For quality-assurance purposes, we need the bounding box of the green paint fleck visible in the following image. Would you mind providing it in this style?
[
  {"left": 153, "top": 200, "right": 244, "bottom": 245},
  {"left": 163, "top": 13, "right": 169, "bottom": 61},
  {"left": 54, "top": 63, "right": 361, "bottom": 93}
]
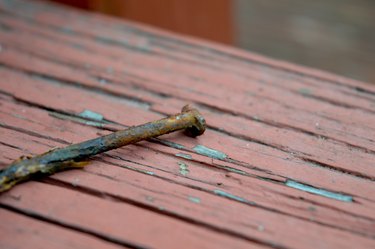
[
  {"left": 214, "top": 189, "right": 255, "bottom": 205},
  {"left": 137, "top": 40, "right": 151, "bottom": 52},
  {"left": 78, "top": 110, "right": 104, "bottom": 121},
  {"left": 161, "top": 140, "right": 185, "bottom": 150},
  {"left": 188, "top": 196, "right": 201, "bottom": 204},
  {"left": 308, "top": 206, "right": 317, "bottom": 212},
  {"left": 175, "top": 153, "right": 192, "bottom": 160},
  {"left": 252, "top": 115, "right": 261, "bottom": 121},
  {"left": 145, "top": 196, "right": 154, "bottom": 203},
  {"left": 72, "top": 43, "right": 85, "bottom": 50},
  {"left": 85, "top": 121, "right": 104, "bottom": 127},
  {"left": 106, "top": 67, "right": 113, "bottom": 74},
  {"left": 120, "top": 164, "right": 155, "bottom": 176},
  {"left": 193, "top": 145, "right": 227, "bottom": 160},
  {"left": 299, "top": 88, "right": 312, "bottom": 96},
  {"left": 222, "top": 166, "right": 248, "bottom": 175},
  {"left": 146, "top": 171, "right": 155, "bottom": 176},
  {"left": 178, "top": 162, "right": 189, "bottom": 176},
  {"left": 96, "top": 36, "right": 128, "bottom": 46},
  {"left": 49, "top": 112, "right": 103, "bottom": 127},
  {"left": 60, "top": 26, "right": 73, "bottom": 34},
  {"left": 285, "top": 180, "right": 353, "bottom": 202},
  {"left": 12, "top": 113, "right": 26, "bottom": 120}
]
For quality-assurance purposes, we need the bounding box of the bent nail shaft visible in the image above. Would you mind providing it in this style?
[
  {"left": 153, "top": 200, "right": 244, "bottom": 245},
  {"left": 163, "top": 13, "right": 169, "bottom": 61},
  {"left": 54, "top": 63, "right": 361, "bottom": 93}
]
[{"left": 0, "top": 105, "right": 206, "bottom": 192}]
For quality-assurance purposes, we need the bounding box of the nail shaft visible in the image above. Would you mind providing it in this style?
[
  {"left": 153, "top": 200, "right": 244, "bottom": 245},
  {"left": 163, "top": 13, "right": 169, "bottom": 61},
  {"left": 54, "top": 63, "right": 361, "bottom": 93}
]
[{"left": 0, "top": 105, "right": 206, "bottom": 192}]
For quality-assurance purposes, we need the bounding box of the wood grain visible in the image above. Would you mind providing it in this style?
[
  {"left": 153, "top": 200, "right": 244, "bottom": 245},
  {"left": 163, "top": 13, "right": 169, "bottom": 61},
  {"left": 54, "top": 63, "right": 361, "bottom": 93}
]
[{"left": 0, "top": 0, "right": 374, "bottom": 248}]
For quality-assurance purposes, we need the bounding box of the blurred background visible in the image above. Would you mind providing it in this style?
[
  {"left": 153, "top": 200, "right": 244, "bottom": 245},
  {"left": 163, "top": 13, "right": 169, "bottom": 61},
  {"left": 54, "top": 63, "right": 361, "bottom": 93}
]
[{"left": 48, "top": 0, "right": 375, "bottom": 84}]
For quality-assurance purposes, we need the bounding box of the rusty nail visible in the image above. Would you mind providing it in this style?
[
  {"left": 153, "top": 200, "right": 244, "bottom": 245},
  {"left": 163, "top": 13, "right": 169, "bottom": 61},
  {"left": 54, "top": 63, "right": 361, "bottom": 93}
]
[{"left": 0, "top": 105, "right": 206, "bottom": 192}]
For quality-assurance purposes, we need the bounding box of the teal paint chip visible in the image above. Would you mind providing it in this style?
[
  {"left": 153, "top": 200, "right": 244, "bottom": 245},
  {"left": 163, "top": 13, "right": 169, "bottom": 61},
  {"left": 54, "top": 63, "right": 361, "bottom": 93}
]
[
  {"left": 214, "top": 189, "right": 255, "bottom": 205},
  {"left": 161, "top": 140, "right": 185, "bottom": 150},
  {"left": 146, "top": 171, "right": 155, "bottom": 176},
  {"left": 193, "top": 145, "right": 227, "bottom": 160},
  {"left": 188, "top": 196, "right": 201, "bottom": 204},
  {"left": 78, "top": 110, "right": 104, "bottom": 121},
  {"left": 178, "top": 162, "right": 189, "bottom": 176},
  {"left": 286, "top": 180, "right": 353, "bottom": 202},
  {"left": 175, "top": 153, "right": 193, "bottom": 160},
  {"left": 299, "top": 88, "right": 312, "bottom": 96}
]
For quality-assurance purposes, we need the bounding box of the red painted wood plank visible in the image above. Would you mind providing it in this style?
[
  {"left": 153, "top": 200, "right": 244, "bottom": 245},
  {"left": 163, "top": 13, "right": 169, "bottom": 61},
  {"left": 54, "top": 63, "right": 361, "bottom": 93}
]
[
  {"left": 1, "top": 67, "right": 374, "bottom": 195},
  {"left": 0, "top": 96, "right": 374, "bottom": 244},
  {"left": 1, "top": 92, "right": 372, "bottom": 203},
  {"left": 0, "top": 182, "right": 267, "bottom": 249},
  {"left": 0, "top": 69, "right": 374, "bottom": 205},
  {"left": 0, "top": 208, "right": 127, "bottom": 249},
  {"left": 1, "top": 124, "right": 374, "bottom": 240},
  {"left": 0, "top": 7, "right": 373, "bottom": 115},
  {"left": 0, "top": 24, "right": 373, "bottom": 179},
  {"left": 0, "top": 15, "right": 373, "bottom": 155},
  {"left": 2, "top": 44, "right": 373, "bottom": 176},
  {"left": 1, "top": 13, "right": 373, "bottom": 125},
  {"left": 0, "top": 68, "right": 161, "bottom": 125},
  {"left": 0, "top": 1, "right": 374, "bottom": 248},
  {"left": 1, "top": 1, "right": 374, "bottom": 108},
  {"left": 3, "top": 0, "right": 375, "bottom": 93}
]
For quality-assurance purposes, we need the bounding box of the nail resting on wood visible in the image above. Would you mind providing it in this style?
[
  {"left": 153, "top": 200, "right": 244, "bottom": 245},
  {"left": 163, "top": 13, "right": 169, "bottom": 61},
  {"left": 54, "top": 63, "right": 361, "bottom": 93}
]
[{"left": 0, "top": 105, "right": 206, "bottom": 193}]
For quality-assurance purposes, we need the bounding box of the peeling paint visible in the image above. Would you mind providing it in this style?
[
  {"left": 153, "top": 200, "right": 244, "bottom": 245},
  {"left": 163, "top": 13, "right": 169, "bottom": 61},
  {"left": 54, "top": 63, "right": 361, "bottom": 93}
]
[
  {"left": 121, "top": 164, "right": 155, "bottom": 177},
  {"left": 193, "top": 145, "right": 227, "bottom": 160},
  {"left": 136, "top": 40, "right": 152, "bottom": 52},
  {"left": 96, "top": 36, "right": 129, "bottom": 47},
  {"left": 160, "top": 140, "right": 185, "bottom": 150},
  {"left": 11, "top": 113, "right": 26, "bottom": 120},
  {"left": 137, "top": 168, "right": 156, "bottom": 176},
  {"left": 308, "top": 206, "right": 317, "bottom": 212},
  {"left": 222, "top": 166, "right": 248, "bottom": 175},
  {"left": 175, "top": 153, "right": 193, "bottom": 160},
  {"left": 298, "top": 88, "right": 312, "bottom": 96},
  {"left": 84, "top": 121, "right": 104, "bottom": 127},
  {"left": 49, "top": 112, "right": 104, "bottom": 127},
  {"left": 178, "top": 162, "right": 189, "bottom": 176},
  {"left": 285, "top": 180, "right": 353, "bottom": 202},
  {"left": 257, "top": 225, "right": 265, "bottom": 232},
  {"left": 145, "top": 196, "right": 154, "bottom": 203},
  {"left": 78, "top": 110, "right": 104, "bottom": 121},
  {"left": 71, "top": 178, "right": 80, "bottom": 187},
  {"left": 106, "top": 67, "right": 113, "bottom": 74},
  {"left": 188, "top": 196, "right": 201, "bottom": 204},
  {"left": 60, "top": 26, "right": 73, "bottom": 34},
  {"left": 98, "top": 78, "right": 108, "bottom": 85},
  {"left": 213, "top": 189, "right": 255, "bottom": 205},
  {"left": 146, "top": 171, "right": 155, "bottom": 176},
  {"left": 252, "top": 115, "right": 261, "bottom": 121}
]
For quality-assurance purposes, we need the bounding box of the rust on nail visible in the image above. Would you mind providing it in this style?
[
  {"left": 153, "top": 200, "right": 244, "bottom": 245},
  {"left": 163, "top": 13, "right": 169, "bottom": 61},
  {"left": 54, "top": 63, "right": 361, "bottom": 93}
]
[{"left": 0, "top": 105, "right": 206, "bottom": 193}]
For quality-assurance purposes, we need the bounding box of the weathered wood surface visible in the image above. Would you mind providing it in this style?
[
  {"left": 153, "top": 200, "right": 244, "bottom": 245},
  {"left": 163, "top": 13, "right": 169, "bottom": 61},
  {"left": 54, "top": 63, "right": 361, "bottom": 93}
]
[{"left": 0, "top": 0, "right": 374, "bottom": 248}]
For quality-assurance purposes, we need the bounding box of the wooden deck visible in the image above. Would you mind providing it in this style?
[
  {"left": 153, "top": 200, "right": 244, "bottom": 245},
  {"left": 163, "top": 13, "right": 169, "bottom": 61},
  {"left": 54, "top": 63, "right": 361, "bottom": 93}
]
[{"left": 0, "top": 0, "right": 374, "bottom": 248}]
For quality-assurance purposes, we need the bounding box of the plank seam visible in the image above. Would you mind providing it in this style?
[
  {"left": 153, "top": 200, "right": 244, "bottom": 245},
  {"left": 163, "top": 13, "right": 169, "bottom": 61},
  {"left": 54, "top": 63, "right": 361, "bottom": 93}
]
[
  {"left": 2, "top": 0, "right": 375, "bottom": 94},
  {"left": 2, "top": 90, "right": 374, "bottom": 194},
  {"left": 43, "top": 174, "right": 374, "bottom": 239},
  {"left": 1, "top": 12, "right": 374, "bottom": 115},
  {"left": 12, "top": 56, "right": 374, "bottom": 157},
  {"left": 1, "top": 117, "right": 374, "bottom": 237},
  {"left": 2, "top": 62, "right": 374, "bottom": 159},
  {"left": 0, "top": 204, "right": 150, "bottom": 249}
]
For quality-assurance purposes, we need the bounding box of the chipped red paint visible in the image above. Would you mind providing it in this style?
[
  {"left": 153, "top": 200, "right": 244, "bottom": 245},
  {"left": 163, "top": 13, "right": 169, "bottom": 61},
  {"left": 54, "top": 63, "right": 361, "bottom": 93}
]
[{"left": 0, "top": 1, "right": 374, "bottom": 249}]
